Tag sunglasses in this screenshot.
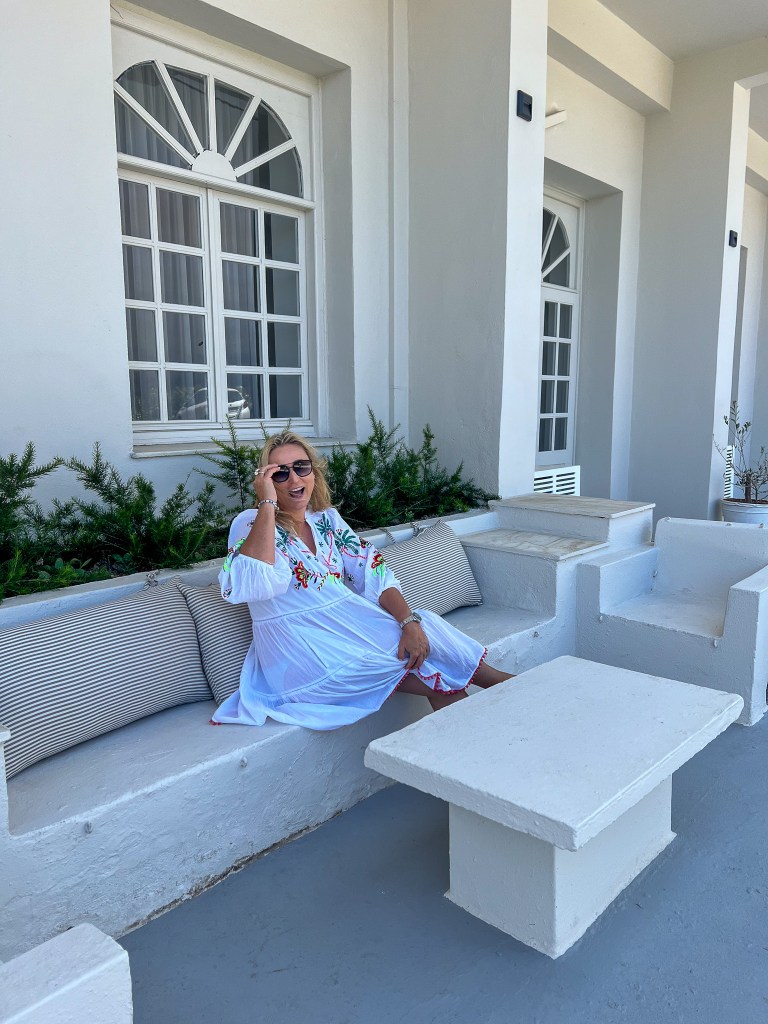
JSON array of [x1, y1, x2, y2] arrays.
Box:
[[272, 460, 313, 483]]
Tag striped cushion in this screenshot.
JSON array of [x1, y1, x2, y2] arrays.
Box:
[[379, 521, 482, 616], [178, 583, 252, 704], [0, 580, 211, 779]]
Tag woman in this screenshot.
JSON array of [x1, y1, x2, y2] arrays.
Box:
[[212, 431, 512, 729]]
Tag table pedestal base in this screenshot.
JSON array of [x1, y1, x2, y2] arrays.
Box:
[[446, 777, 674, 958]]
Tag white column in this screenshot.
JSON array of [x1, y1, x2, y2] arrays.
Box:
[[631, 45, 768, 519]]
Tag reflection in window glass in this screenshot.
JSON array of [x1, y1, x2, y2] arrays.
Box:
[[160, 252, 204, 306], [167, 371, 208, 419], [538, 418, 553, 453], [115, 97, 188, 167], [239, 148, 303, 197], [119, 180, 151, 239], [220, 204, 258, 257], [130, 369, 160, 420], [267, 322, 301, 367], [556, 381, 569, 414], [223, 262, 260, 312], [215, 81, 250, 153], [167, 66, 208, 149], [542, 341, 556, 376], [232, 102, 290, 168], [118, 63, 194, 150], [163, 312, 206, 363], [554, 418, 568, 451], [225, 319, 261, 366], [266, 268, 299, 316], [126, 308, 157, 362], [269, 374, 302, 418], [544, 254, 569, 287], [265, 213, 299, 263], [543, 301, 557, 338], [227, 374, 263, 419], [157, 190, 201, 247], [559, 304, 572, 339], [542, 209, 554, 247], [540, 380, 554, 415], [123, 245, 154, 301], [558, 343, 571, 377]]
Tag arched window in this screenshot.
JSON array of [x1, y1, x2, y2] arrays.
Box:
[[114, 53, 312, 439], [538, 199, 580, 466]]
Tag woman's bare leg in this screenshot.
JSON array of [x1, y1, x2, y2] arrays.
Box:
[[472, 662, 514, 688], [396, 673, 469, 711]]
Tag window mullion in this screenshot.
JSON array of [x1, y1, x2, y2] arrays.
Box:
[[207, 189, 226, 424], [147, 180, 169, 423]]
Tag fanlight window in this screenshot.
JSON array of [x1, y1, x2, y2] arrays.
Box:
[[541, 209, 571, 287], [114, 61, 303, 198]]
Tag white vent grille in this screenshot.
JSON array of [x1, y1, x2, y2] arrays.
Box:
[[723, 445, 734, 499], [533, 465, 581, 495]]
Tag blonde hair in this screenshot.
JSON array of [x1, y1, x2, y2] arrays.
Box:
[[259, 430, 332, 534]]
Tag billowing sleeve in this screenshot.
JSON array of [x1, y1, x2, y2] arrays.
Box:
[[329, 508, 402, 604], [218, 509, 292, 604]]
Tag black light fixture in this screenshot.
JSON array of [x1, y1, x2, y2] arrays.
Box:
[[729, 230, 738, 247], [517, 90, 533, 122]]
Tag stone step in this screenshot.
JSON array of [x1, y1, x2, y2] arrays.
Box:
[[491, 495, 655, 546], [460, 528, 607, 561]]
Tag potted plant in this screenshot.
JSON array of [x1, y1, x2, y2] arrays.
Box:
[[715, 402, 768, 524]]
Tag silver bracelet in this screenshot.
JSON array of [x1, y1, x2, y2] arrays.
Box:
[[257, 499, 278, 511]]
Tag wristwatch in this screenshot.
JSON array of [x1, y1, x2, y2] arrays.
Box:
[[398, 612, 422, 629]]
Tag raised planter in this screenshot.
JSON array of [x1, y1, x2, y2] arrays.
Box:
[[720, 499, 768, 525]]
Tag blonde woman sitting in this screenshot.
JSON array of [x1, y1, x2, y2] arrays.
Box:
[[212, 431, 512, 729]]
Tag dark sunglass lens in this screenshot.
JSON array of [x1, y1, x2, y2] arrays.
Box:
[[294, 461, 313, 477], [272, 468, 290, 482]]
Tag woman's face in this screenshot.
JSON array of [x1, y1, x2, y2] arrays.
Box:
[[269, 443, 315, 517]]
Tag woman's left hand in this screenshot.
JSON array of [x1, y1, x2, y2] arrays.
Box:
[[398, 622, 430, 672]]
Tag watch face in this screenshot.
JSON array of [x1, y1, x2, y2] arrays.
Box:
[[413, 612, 422, 622]]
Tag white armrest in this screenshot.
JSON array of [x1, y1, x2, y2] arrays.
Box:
[[724, 565, 768, 647], [583, 546, 658, 611]]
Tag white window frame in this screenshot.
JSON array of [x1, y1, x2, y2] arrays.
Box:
[[537, 188, 584, 469], [111, 4, 327, 446]]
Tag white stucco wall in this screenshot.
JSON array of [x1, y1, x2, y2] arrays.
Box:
[[408, 0, 546, 496], [733, 184, 768, 430], [544, 59, 646, 499], [631, 41, 768, 520]]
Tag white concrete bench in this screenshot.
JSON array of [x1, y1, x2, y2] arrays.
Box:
[[0, 501, 657, 959], [578, 517, 768, 725], [365, 656, 743, 958]]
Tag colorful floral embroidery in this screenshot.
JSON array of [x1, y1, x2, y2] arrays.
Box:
[[369, 551, 386, 576], [292, 560, 312, 589], [223, 538, 246, 573]]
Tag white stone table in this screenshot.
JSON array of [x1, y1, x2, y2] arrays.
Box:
[[365, 656, 743, 957]]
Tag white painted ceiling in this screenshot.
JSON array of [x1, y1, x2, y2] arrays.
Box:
[[598, 1, 768, 139], [597, 0, 768, 61]]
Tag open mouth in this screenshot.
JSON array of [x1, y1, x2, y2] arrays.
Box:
[[288, 487, 305, 498]]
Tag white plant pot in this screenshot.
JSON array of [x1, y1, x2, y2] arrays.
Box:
[[720, 499, 768, 525]]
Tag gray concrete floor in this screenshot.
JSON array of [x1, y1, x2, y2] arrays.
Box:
[[121, 718, 768, 1024]]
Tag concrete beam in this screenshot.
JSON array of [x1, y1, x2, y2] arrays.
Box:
[[548, 0, 673, 114]]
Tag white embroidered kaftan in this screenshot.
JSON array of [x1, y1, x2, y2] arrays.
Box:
[[211, 507, 486, 729]]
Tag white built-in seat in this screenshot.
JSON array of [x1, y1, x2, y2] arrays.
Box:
[[578, 518, 768, 725]]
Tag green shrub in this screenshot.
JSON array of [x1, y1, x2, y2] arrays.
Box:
[[63, 444, 227, 573], [326, 411, 496, 530], [198, 418, 262, 512]]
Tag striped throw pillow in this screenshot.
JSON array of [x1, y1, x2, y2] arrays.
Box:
[[0, 580, 211, 779], [178, 583, 252, 704], [379, 520, 482, 616]]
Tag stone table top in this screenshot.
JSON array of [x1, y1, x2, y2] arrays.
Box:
[[365, 656, 742, 851]]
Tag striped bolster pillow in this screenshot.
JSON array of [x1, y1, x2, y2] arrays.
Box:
[[379, 520, 482, 616], [0, 580, 211, 779], [178, 583, 252, 704]]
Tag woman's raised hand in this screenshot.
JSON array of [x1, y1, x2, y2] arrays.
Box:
[[254, 464, 280, 504]]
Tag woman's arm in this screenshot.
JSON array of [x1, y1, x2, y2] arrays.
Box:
[[238, 464, 282, 564], [378, 586, 430, 672]]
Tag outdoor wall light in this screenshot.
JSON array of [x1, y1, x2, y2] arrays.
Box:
[[729, 230, 739, 247], [517, 90, 533, 121]]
